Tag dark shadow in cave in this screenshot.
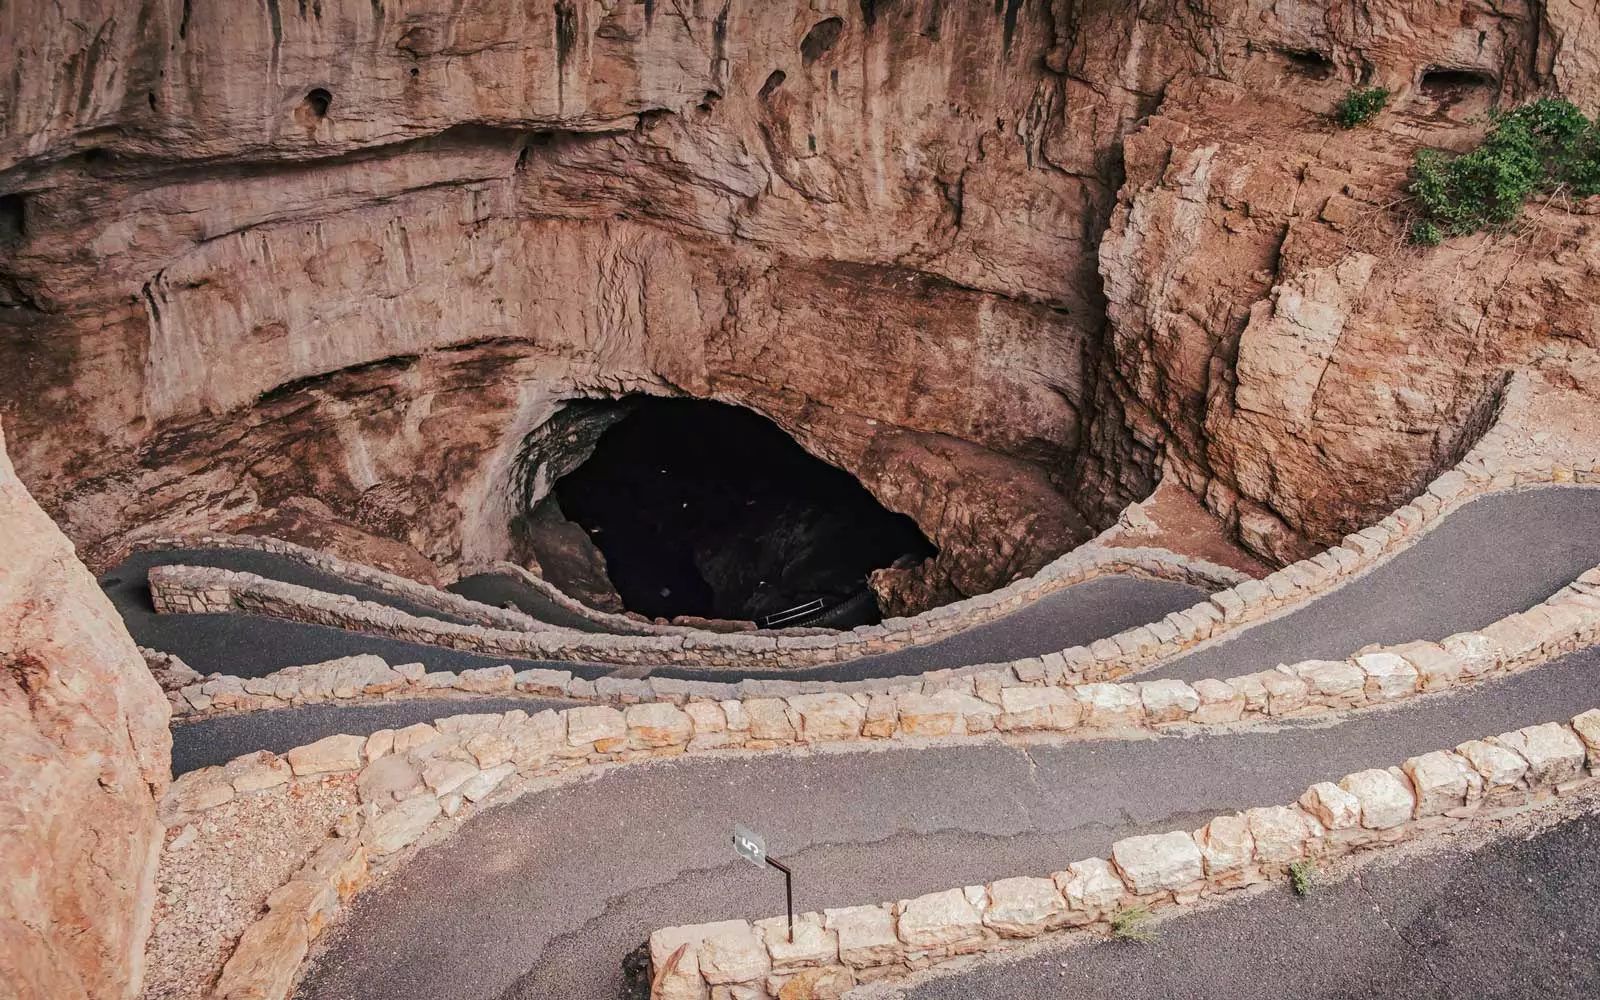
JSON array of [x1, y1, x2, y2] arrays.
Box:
[[547, 396, 935, 624]]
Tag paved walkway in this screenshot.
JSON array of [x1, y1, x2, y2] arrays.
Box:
[[295, 649, 1600, 1000], [904, 809, 1600, 1000]]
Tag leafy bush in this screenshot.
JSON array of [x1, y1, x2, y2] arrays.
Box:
[[1336, 87, 1390, 129], [1289, 859, 1319, 896], [1410, 98, 1600, 242]]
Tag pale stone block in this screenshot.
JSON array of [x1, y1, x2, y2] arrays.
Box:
[[1076, 683, 1143, 728], [996, 686, 1080, 731], [1571, 709, 1600, 768], [896, 690, 998, 736], [626, 703, 694, 748], [463, 731, 516, 769], [1244, 805, 1322, 862], [1112, 831, 1203, 894], [744, 699, 797, 742], [694, 920, 771, 985], [649, 927, 709, 1000], [226, 751, 292, 793], [421, 758, 479, 797], [982, 876, 1069, 938], [513, 667, 572, 694], [1138, 679, 1200, 722], [211, 907, 309, 1000], [787, 694, 866, 742], [357, 754, 423, 806], [1338, 769, 1415, 829], [686, 701, 737, 749], [758, 912, 837, 971], [1456, 739, 1529, 788], [1191, 678, 1245, 724], [1227, 673, 1269, 714], [164, 767, 235, 816], [392, 722, 441, 755], [1053, 857, 1127, 913], [1403, 751, 1482, 816], [1293, 659, 1365, 703], [567, 705, 628, 748], [367, 794, 442, 854], [364, 729, 396, 763], [286, 733, 366, 776], [772, 966, 854, 1000], [1493, 723, 1587, 786], [458, 762, 515, 802], [1391, 641, 1462, 691], [455, 665, 515, 693], [862, 692, 898, 738], [394, 662, 427, 681], [1299, 782, 1361, 830], [1193, 815, 1254, 875], [1355, 652, 1419, 701], [823, 904, 901, 968], [1258, 669, 1309, 715], [896, 887, 987, 949], [1440, 632, 1500, 677]]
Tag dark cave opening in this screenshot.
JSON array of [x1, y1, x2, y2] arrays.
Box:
[[544, 396, 936, 625]]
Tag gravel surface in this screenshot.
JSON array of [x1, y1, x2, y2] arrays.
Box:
[[142, 776, 359, 1000]]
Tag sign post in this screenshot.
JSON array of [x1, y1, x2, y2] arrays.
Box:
[[733, 825, 794, 941]]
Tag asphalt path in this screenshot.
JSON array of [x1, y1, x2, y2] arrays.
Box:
[[170, 697, 575, 776], [448, 573, 619, 633], [294, 648, 1600, 1000], [1144, 486, 1600, 684], [904, 809, 1600, 1000]]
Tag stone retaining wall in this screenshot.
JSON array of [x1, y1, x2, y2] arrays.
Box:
[[648, 708, 1600, 999], [148, 545, 1246, 671], [161, 564, 1600, 999]]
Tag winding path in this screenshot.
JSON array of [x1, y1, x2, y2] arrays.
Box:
[[117, 486, 1600, 998]]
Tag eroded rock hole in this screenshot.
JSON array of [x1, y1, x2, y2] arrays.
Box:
[[1417, 67, 1497, 119], [531, 397, 935, 625], [0, 194, 25, 245], [304, 88, 332, 118], [800, 17, 843, 66], [1278, 48, 1334, 79]]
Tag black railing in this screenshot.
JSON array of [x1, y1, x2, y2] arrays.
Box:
[[757, 598, 827, 629]]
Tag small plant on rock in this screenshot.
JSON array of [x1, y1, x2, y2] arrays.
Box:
[[1336, 86, 1390, 129], [1109, 905, 1157, 943], [1289, 859, 1320, 896], [1408, 97, 1600, 243]]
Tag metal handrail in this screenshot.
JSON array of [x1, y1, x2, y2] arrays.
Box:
[[757, 598, 826, 629]]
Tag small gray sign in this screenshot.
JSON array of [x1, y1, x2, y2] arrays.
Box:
[[732, 825, 766, 868]]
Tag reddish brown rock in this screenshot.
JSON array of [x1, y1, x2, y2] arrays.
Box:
[[0, 420, 171, 999]]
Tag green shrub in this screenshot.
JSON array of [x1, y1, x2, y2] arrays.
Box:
[[1336, 87, 1390, 129], [1289, 859, 1319, 896], [1110, 905, 1157, 943], [1409, 98, 1600, 242]]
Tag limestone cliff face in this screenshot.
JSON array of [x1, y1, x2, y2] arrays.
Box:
[[1, 0, 1598, 592], [0, 420, 171, 999]]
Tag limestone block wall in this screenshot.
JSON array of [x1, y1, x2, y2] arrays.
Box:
[[649, 709, 1600, 998]]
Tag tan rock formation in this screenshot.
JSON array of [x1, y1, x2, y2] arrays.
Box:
[[0, 419, 171, 999]]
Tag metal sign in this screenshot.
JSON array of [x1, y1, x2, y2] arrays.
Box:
[[733, 825, 767, 868], [731, 825, 794, 941]]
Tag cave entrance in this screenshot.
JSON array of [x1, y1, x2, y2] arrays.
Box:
[[534, 396, 935, 626]]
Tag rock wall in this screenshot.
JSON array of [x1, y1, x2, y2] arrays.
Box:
[[1, 0, 1598, 591], [0, 419, 171, 999]]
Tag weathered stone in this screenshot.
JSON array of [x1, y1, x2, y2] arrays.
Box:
[[1455, 739, 1530, 788], [823, 904, 901, 968], [1258, 669, 1309, 715], [1354, 652, 1419, 701], [286, 733, 366, 776], [367, 794, 443, 854], [1137, 679, 1200, 722], [211, 908, 309, 1000], [225, 750, 292, 793], [787, 694, 866, 742], [455, 665, 516, 693], [567, 705, 628, 748], [1053, 857, 1128, 914], [164, 766, 235, 816], [1403, 751, 1482, 817], [776, 965, 855, 1000], [1299, 782, 1362, 830], [1338, 769, 1415, 830], [896, 690, 999, 736], [895, 887, 988, 950], [746, 699, 798, 743], [996, 686, 1080, 731], [1571, 709, 1600, 768], [626, 702, 694, 748], [1191, 678, 1245, 724], [982, 876, 1069, 937], [1076, 683, 1144, 728], [1244, 806, 1322, 863], [458, 762, 516, 802], [1492, 724, 1587, 787], [421, 758, 480, 797], [1193, 814, 1254, 876], [758, 912, 837, 971], [1293, 659, 1365, 703], [1112, 831, 1204, 894], [392, 722, 441, 754]]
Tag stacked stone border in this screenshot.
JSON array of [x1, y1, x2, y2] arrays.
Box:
[[144, 374, 1598, 678], [168, 556, 1600, 727], [646, 708, 1600, 999], [162, 564, 1600, 1000], [147, 544, 1246, 671]]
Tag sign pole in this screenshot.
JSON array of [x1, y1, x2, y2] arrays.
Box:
[[765, 857, 794, 942]]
